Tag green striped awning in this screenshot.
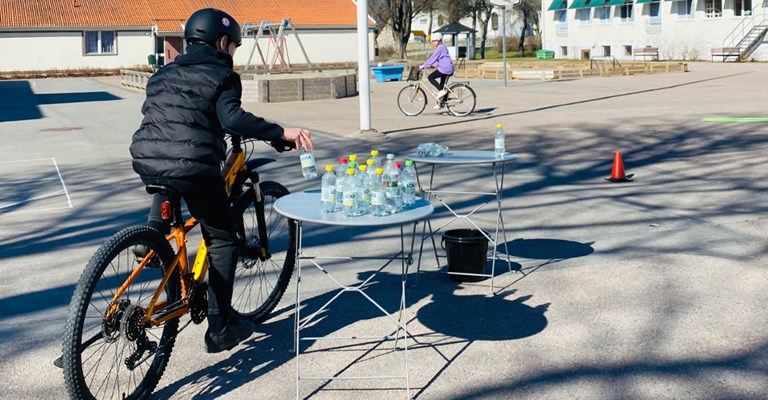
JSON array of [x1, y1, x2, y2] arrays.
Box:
[[635, 0, 654, 3], [607, 0, 628, 5], [569, 0, 589, 8], [548, 0, 567, 10]]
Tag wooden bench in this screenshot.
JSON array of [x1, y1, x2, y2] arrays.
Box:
[[711, 47, 741, 62], [633, 47, 659, 61]]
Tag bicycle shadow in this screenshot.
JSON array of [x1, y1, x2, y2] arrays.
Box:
[[153, 267, 550, 399]]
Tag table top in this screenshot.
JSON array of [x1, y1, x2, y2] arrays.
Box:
[[274, 191, 433, 226], [406, 150, 518, 165]]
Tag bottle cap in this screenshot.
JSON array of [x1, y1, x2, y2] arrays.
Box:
[[347, 169, 355, 175], [371, 150, 379, 156], [359, 165, 367, 171], [405, 159, 413, 166], [349, 154, 357, 161], [325, 165, 333, 171], [496, 123, 503, 129], [375, 167, 384, 175], [367, 159, 375, 166], [340, 157, 348, 164], [386, 153, 395, 159], [395, 162, 402, 169]]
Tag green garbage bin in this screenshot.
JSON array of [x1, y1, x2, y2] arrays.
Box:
[[147, 54, 156, 66], [535, 50, 555, 59]]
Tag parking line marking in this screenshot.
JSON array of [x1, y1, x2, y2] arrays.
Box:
[[51, 158, 73, 208]]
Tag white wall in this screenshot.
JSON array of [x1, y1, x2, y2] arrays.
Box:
[[0, 30, 153, 71], [541, 1, 768, 61], [0, 28, 372, 72]]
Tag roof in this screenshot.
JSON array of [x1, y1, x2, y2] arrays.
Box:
[[433, 22, 476, 34], [0, 0, 362, 30]]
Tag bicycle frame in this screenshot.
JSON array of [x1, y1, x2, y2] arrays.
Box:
[[413, 71, 452, 101], [109, 143, 251, 328]]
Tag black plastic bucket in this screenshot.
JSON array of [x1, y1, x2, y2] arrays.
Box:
[[442, 229, 489, 282]]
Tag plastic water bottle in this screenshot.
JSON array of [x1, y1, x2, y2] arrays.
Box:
[[335, 164, 346, 209], [416, 142, 449, 157], [320, 165, 337, 213], [336, 157, 348, 177], [370, 168, 388, 217], [366, 159, 376, 176], [383, 154, 401, 213], [369, 150, 382, 168], [356, 165, 371, 215], [494, 123, 505, 159], [300, 149, 318, 179], [342, 169, 358, 217], [401, 160, 417, 207]]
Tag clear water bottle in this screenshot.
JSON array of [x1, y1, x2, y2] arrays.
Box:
[[416, 142, 449, 157], [356, 165, 371, 215], [320, 165, 337, 213], [370, 168, 388, 217], [366, 159, 376, 176], [342, 169, 358, 217], [335, 164, 346, 209], [383, 154, 401, 214], [300, 149, 318, 179], [494, 123, 505, 159], [369, 150, 382, 168], [336, 157, 348, 177], [401, 159, 417, 207]]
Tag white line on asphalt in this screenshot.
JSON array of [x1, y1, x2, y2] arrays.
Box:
[[51, 158, 73, 208]]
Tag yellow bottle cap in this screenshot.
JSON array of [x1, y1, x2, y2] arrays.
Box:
[[371, 150, 379, 156], [347, 169, 355, 175], [367, 159, 375, 166], [375, 168, 384, 175], [349, 154, 357, 161], [496, 123, 503, 129], [359, 165, 367, 171], [325, 165, 333, 171]]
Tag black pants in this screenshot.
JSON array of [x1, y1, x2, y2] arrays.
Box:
[[143, 176, 238, 323], [428, 70, 452, 102]]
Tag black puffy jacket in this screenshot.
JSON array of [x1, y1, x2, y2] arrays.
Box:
[[130, 44, 283, 180]]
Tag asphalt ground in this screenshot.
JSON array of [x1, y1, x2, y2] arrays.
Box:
[[0, 62, 767, 399]]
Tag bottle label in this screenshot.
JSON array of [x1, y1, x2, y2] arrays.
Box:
[[300, 153, 315, 168], [359, 188, 370, 202], [343, 191, 356, 206], [495, 138, 505, 150], [371, 191, 385, 205], [321, 187, 336, 202]]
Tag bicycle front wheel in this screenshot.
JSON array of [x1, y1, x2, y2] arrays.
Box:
[[446, 83, 477, 117], [62, 225, 180, 400], [397, 85, 427, 116], [232, 180, 296, 324]]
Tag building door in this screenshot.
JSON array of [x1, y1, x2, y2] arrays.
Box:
[[154, 36, 165, 66], [165, 37, 182, 63]]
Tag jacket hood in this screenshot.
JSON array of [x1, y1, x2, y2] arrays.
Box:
[[175, 43, 234, 69]]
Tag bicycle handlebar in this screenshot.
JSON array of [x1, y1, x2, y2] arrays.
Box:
[[228, 134, 296, 153]]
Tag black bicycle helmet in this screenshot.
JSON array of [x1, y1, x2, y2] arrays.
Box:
[[184, 8, 242, 47]]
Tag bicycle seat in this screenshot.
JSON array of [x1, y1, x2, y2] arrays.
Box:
[[145, 185, 181, 197]]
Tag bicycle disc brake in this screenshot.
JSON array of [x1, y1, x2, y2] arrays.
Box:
[[190, 282, 208, 324]]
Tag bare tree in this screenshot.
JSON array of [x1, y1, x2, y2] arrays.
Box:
[[369, 0, 392, 57], [471, 0, 494, 59], [389, 0, 413, 58], [512, 0, 541, 56]]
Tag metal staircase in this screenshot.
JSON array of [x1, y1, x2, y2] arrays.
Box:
[[722, 4, 768, 61]]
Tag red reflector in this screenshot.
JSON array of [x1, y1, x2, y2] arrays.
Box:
[[160, 201, 172, 220]]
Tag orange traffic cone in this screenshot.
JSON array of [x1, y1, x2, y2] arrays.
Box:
[[605, 151, 634, 182]]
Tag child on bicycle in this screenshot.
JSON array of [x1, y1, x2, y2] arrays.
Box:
[[130, 8, 314, 353], [420, 33, 455, 109]]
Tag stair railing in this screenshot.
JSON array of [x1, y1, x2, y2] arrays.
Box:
[[723, 2, 767, 48]]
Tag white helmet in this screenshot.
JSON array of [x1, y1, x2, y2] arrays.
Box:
[[430, 33, 442, 42]]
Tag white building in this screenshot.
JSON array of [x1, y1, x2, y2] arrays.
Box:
[[0, 0, 372, 72], [541, 0, 768, 61]]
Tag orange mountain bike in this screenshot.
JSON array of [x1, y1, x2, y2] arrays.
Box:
[[60, 136, 296, 400]]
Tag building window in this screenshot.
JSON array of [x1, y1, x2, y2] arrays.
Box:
[[649, 0, 662, 25], [624, 45, 632, 55], [555, 8, 568, 33], [619, 2, 634, 22], [577, 8, 591, 23], [705, 0, 722, 17], [676, 0, 694, 19], [603, 45, 611, 57], [734, 0, 752, 16], [596, 6, 611, 23], [561, 46, 568, 56], [491, 13, 499, 30], [84, 31, 116, 55]]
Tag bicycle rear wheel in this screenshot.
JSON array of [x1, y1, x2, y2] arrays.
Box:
[[62, 225, 179, 400], [232, 180, 296, 324], [446, 83, 477, 117], [397, 85, 427, 116]]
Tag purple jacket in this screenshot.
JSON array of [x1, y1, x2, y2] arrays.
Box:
[[421, 44, 454, 75]]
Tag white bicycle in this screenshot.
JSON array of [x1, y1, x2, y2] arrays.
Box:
[[397, 67, 477, 117]]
